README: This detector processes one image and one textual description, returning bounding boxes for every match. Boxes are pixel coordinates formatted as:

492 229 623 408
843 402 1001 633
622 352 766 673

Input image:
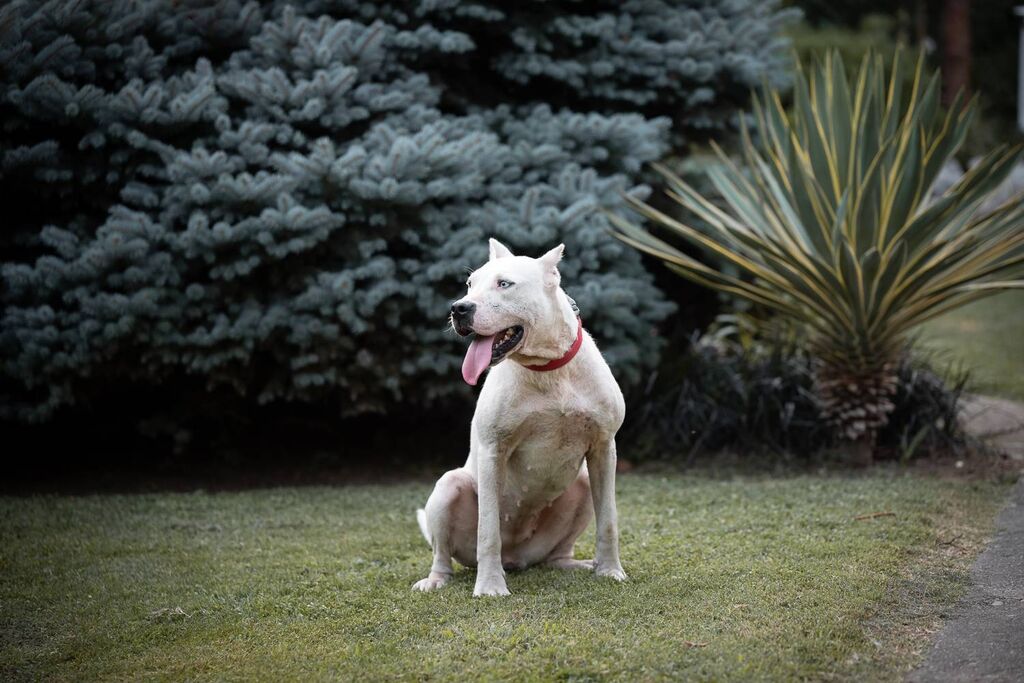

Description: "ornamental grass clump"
611 50 1024 460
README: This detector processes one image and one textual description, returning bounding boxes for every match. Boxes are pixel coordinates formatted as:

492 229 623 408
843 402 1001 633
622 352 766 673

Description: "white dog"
413 238 627 597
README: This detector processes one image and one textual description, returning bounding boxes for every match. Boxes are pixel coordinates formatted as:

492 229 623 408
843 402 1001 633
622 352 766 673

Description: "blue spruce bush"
0 1 797 422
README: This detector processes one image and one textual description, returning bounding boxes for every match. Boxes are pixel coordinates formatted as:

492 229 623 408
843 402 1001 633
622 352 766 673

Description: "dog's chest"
503 397 603 501
520 407 599 457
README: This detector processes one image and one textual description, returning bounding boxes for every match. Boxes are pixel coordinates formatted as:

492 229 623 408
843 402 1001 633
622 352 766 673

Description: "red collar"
525 317 583 372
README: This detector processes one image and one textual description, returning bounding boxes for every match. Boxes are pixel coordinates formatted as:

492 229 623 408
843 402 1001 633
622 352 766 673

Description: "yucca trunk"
815 359 898 462
810 324 899 461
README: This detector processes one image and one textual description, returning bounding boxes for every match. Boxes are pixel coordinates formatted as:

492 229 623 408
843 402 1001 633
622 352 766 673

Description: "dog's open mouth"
490 325 524 361
462 325 524 386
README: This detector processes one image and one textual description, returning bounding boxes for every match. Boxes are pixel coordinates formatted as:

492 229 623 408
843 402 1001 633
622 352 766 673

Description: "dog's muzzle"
451 300 476 336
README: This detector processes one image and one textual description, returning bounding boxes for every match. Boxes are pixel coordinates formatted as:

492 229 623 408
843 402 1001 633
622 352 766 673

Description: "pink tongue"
462 334 496 386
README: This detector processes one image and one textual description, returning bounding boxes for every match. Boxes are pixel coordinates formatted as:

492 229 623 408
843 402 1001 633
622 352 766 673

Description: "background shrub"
0 0 799 426
623 331 968 462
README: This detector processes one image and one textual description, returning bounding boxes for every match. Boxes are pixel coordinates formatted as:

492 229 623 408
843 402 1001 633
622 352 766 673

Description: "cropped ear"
539 243 564 288
489 238 514 261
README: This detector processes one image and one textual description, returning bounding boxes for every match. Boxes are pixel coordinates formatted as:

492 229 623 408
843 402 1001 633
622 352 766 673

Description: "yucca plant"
610 50 1024 461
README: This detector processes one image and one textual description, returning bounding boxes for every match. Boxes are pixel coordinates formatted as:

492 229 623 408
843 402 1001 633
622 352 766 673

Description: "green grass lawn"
0 471 1007 681
917 291 1024 400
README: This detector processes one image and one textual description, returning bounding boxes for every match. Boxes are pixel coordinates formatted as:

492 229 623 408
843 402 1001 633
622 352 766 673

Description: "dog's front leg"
587 438 627 581
473 447 510 597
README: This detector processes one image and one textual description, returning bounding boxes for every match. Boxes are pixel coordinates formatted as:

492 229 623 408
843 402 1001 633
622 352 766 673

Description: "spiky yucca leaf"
611 51 1024 444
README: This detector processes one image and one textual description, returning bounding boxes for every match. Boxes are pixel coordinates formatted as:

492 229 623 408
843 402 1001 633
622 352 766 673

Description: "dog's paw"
473 578 511 597
411 574 450 592
594 564 628 581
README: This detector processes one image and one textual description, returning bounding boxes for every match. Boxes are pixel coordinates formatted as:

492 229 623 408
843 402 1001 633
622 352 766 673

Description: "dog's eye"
497 279 513 289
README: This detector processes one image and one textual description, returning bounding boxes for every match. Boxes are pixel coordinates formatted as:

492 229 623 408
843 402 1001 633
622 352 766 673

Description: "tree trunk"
941 0 971 107
913 0 928 46
837 439 875 467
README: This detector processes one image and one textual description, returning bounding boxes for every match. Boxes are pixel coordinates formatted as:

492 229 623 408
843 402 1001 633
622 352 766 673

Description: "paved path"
908 396 1024 682
908 476 1024 682
959 395 1024 462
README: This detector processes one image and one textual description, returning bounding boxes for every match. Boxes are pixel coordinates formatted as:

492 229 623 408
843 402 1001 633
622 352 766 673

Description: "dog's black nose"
451 301 476 321
451 301 476 336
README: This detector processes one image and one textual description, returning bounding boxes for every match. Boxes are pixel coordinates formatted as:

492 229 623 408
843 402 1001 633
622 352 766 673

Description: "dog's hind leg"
541 469 595 570
412 468 478 592
503 468 594 570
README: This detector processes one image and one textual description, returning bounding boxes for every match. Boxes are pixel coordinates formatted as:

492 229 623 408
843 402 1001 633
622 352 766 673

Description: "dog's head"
451 238 566 385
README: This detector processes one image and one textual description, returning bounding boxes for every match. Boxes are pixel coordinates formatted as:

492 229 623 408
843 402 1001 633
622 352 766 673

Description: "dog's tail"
416 508 431 545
